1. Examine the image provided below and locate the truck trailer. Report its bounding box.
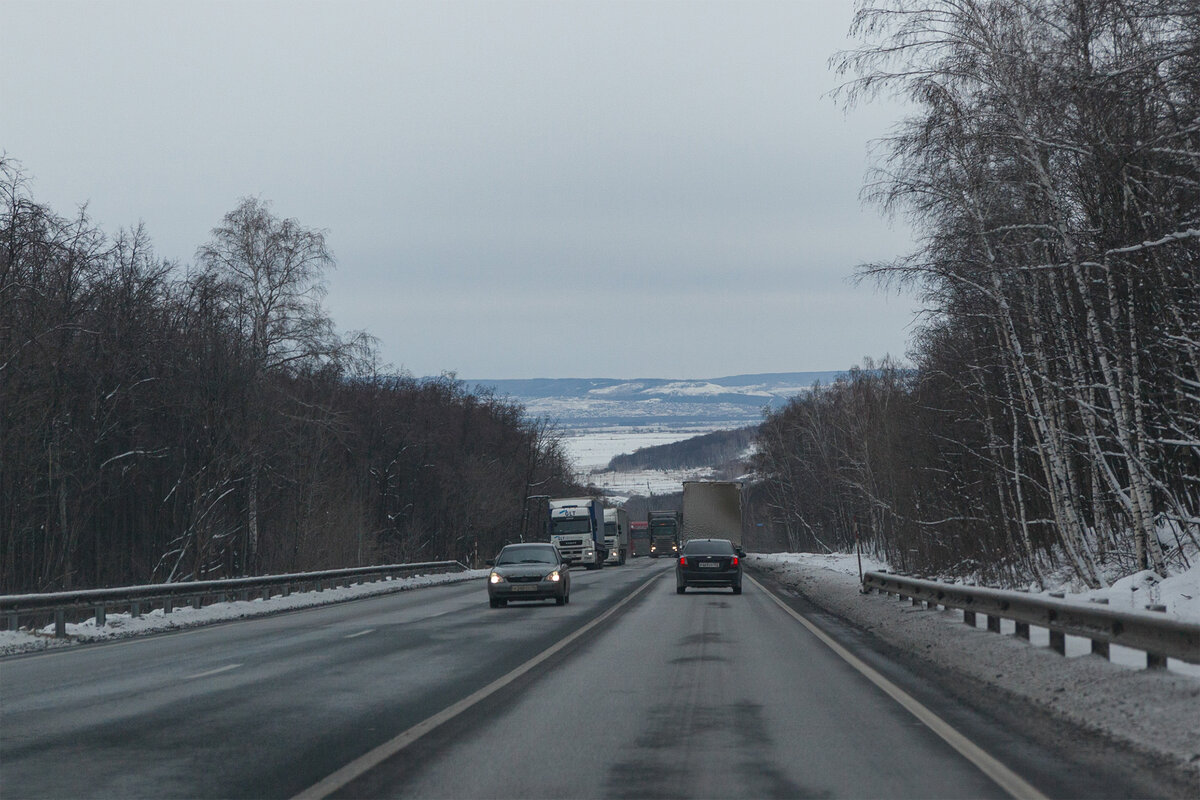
[681,481,744,548]
[603,507,629,565]
[647,510,682,558]
[629,521,650,557]
[548,497,605,570]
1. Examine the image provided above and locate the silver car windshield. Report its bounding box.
[495,547,557,565]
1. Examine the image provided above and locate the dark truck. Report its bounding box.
[647,510,682,558]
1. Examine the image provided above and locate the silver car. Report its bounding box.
[486,543,571,608]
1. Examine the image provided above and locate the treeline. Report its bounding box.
[0,160,580,593]
[603,427,758,474]
[756,0,1199,587]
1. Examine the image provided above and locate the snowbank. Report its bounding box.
[0,569,488,657]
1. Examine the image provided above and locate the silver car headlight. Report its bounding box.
[489,572,505,584]
[545,570,561,582]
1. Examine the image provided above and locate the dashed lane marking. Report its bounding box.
[292,569,667,800]
[185,663,242,680]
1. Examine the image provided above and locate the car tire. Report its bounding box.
[676,586,686,594]
[565,592,570,604]
[732,584,742,595]
[555,594,565,605]
[489,598,501,608]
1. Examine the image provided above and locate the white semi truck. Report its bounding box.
[603,507,630,565]
[681,481,745,549]
[548,497,605,570]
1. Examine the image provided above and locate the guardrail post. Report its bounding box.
[1049,630,1066,655]
[262,587,272,601]
[1147,652,1167,669]
[987,615,1001,633]
[1091,640,1110,659]
[55,610,66,638]
[7,612,18,631]
[164,597,173,614]
[94,604,106,627]
[1015,622,1030,640]
[912,596,921,607]
[282,584,291,597]
[191,595,202,610]
[963,610,976,627]
[239,589,250,602]
[130,601,141,618]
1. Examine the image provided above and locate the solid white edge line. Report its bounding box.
[185,663,242,680]
[747,575,1049,800]
[344,629,375,639]
[291,569,667,800]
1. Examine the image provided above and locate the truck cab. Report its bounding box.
[548,497,605,570]
[603,507,629,566]
[647,510,682,558]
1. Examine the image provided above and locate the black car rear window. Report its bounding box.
[496,545,558,565]
[681,539,735,555]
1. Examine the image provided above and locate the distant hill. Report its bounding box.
[603,426,758,473]
[466,371,842,429]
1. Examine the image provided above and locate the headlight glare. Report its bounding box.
[489,572,504,584]
[546,570,561,582]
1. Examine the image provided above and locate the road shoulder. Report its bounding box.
[748,559,1200,799]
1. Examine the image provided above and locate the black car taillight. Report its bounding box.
[730,555,739,566]
[679,556,686,567]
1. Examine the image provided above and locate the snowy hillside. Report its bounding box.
[469,372,841,429]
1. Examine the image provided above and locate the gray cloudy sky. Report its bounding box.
[2,0,916,379]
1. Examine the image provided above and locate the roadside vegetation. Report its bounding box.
[602,426,757,475]
[755,0,1199,587]
[0,162,581,593]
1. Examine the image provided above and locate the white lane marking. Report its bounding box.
[293,568,668,800]
[345,629,375,639]
[748,575,1049,800]
[185,663,242,680]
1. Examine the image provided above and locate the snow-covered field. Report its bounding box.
[560,425,731,497]
[749,552,1200,780]
[559,427,723,472]
[0,569,489,657]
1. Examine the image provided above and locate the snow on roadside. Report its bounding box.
[0,569,489,657]
[748,552,1200,780]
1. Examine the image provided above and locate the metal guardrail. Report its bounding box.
[862,571,1200,669]
[1,561,471,638]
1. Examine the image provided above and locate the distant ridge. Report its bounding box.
[464,372,843,430]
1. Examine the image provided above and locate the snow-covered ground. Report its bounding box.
[560,425,731,498]
[0,569,488,657]
[749,552,1200,780]
[560,427,723,472]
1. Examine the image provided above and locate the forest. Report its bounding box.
[0,161,581,594]
[603,426,758,474]
[754,0,1199,587]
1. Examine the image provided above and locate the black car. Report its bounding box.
[676,538,743,594]
[486,543,571,608]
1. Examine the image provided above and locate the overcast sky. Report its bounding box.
[2,1,917,379]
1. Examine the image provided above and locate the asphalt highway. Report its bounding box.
[0,558,1161,799]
